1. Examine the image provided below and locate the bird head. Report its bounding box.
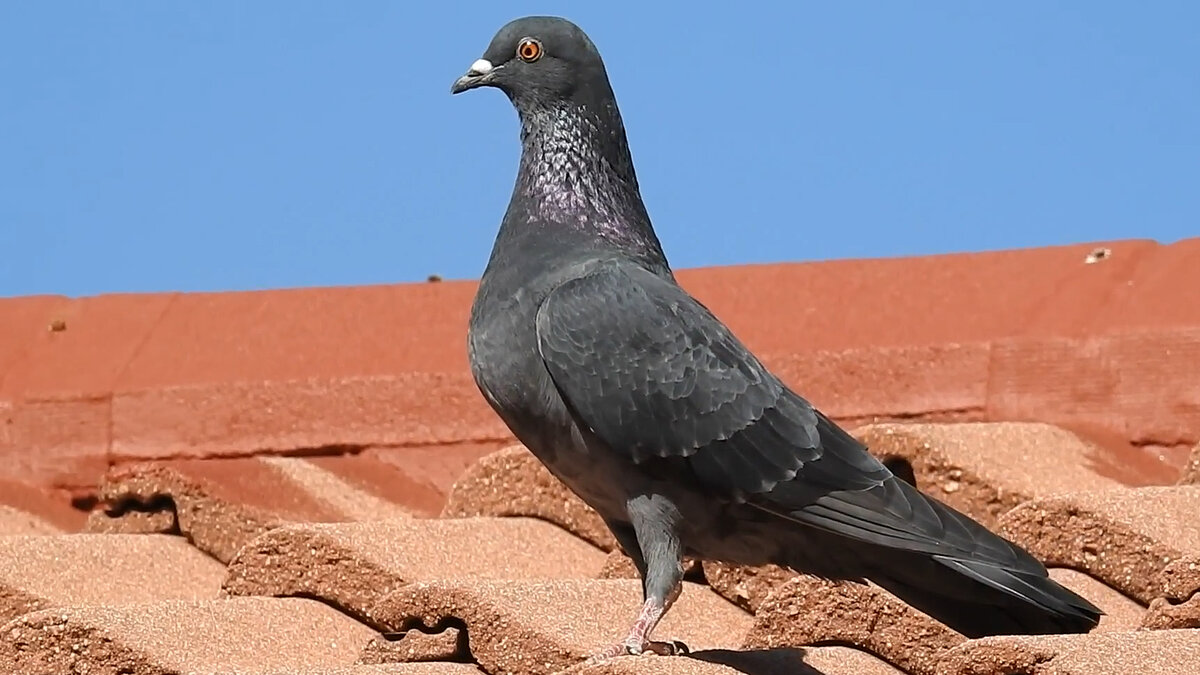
[450,16,612,111]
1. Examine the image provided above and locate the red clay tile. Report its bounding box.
[0,478,85,532]
[0,295,66,384]
[359,628,464,665]
[365,442,506,508]
[1143,555,1200,630]
[998,485,1200,604]
[1180,443,1200,485]
[767,343,992,425]
[0,533,224,621]
[856,422,1134,528]
[933,628,1200,675]
[110,283,510,461]
[742,575,964,675]
[1046,569,1145,632]
[442,445,617,550]
[563,647,902,675]
[0,596,379,674]
[223,517,607,625]
[1111,237,1200,330]
[702,562,796,614]
[0,294,175,487]
[2,397,111,489]
[86,456,424,562]
[369,579,752,675]
[988,330,1200,470]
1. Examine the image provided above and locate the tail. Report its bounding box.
[863,545,1102,637]
[768,472,1102,638]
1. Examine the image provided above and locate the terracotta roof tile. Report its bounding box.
[702,562,796,614]
[296,662,482,667]
[999,485,1200,603]
[369,579,751,675]
[742,575,964,675]
[1046,569,1145,632]
[0,596,378,674]
[0,506,59,535]
[86,455,429,562]
[443,445,617,550]
[933,628,1200,675]
[1180,443,1200,485]
[1143,555,1200,630]
[0,479,86,533]
[359,628,464,664]
[223,517,606,625]
[0,533,223,621]
[564,648,900,675]
[856,423,1140,528]
[1,294,167,487]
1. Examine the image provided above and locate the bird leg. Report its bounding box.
[588,495,688,663]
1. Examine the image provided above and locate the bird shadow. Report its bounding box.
[686,647,842,675]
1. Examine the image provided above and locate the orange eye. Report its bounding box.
[517,38,543,62]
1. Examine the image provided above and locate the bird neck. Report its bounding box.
[504,99,669,266]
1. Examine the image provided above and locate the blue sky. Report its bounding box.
[2,2,1196,297]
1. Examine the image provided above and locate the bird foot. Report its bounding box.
[585,639,689,664]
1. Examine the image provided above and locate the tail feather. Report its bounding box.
[866,550,1101,637]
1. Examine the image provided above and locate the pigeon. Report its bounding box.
[452,15,1101,660]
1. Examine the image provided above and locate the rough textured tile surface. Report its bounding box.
[442,445,617,550]
[1180,443,1200,485]
[999,485,1200,603]
[1047,568,1145,632]
[224,517,607,625]
[0,479,86,532]
[742,575,963,675]
[87,456,420,562]
[933,628,1200,675]
[370,579,752,675]
[0,597,380,675]
[0,506,60,535]
[702,562,797,613]
[1143,555,1200,630]
[562,647,900,675]
[856,423,1137,527]
[359,628,464,664]
[0,533,224,620]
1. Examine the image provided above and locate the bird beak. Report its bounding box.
[451,58,496,94]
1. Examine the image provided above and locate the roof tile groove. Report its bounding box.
[359,628,465,664]
[998,485,1200,604]
[0,533,224,621]
[855,422,1134,529]
[86,456,442,562]
[442,445,618,551]
[0,478,85,533]
[1143,555,1200,630]
[933,628,1200,675]
[368,579,752,675]
[222,517,606,626]
[742,575,965,675]
[0,597,380,675]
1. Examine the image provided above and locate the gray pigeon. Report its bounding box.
[452,16,1101,660]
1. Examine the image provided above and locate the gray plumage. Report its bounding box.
[452,16,1100,654]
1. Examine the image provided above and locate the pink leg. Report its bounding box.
[587,582,687,663]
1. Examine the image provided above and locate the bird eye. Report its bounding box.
[516,38,543,63]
